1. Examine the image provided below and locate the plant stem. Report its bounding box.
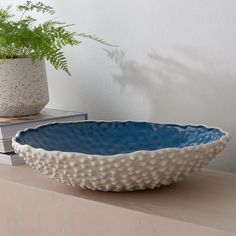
[19,9,26,21]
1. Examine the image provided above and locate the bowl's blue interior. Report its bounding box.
[16,122,225,155]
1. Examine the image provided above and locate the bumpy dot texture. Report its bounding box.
[16,122,224,155]
[12,121,230,192]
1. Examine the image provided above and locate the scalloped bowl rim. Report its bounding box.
[12,120,230,159]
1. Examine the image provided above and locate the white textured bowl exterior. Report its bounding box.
[12,122,229,192]
[0,58,49,116]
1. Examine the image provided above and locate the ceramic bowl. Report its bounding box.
[12,121,229,192]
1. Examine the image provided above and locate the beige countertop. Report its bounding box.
[0,164,235,236]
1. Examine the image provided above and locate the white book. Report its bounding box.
[0,108,88,139]
[0,138,12,153]
[0,108,87,153]
[0,152,25,165]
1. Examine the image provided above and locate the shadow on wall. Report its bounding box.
[104,47,236,172]
[104,47,236,124]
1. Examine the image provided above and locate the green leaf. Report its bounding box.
[17,1,55,15]
[0,0,114,75]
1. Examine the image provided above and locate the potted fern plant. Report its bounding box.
[0,1,111,116]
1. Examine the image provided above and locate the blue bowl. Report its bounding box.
[12,121,229,191]
[16,121,225,155]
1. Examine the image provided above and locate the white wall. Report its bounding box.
[2,0,236,172]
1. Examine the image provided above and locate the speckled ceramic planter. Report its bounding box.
[0,58,49,116]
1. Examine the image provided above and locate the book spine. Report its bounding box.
[0,129,3,139]
[0,113,88,139]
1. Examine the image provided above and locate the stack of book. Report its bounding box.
[0,108,87,165]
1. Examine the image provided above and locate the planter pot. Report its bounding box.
[0,58,49,116]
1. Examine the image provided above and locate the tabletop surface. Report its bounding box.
[0,164,235,234]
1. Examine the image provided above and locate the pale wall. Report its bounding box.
[1,0,236,172]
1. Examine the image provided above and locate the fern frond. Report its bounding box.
[0,1,114,75]
[17,1,55,15]
[0,6,13,22]
[77,33,118,47]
